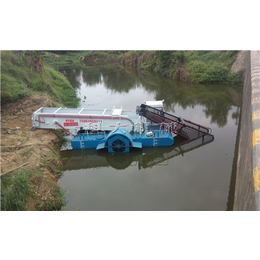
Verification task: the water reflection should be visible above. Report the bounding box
[61,68,242,128]
[61,135,213,171]
[58,68,241,211]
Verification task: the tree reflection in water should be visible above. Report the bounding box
[60,68,242,128]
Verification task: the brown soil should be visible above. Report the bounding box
[231,50,247,74]
[1,94,63,210]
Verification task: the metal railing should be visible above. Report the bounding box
[138,104,214,142]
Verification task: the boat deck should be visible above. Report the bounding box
[34,107,138,119]
[32,106,140,132]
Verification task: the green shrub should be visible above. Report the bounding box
[185,51,241,84]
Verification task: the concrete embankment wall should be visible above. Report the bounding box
[233,51,260,211]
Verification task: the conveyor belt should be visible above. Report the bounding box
[137,104,214,142]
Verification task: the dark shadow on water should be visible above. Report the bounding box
[226,107,241,211]
[60,135,214,171]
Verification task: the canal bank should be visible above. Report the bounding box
[0,95,66,210]
[233,51,260,210]
[0,51,79,211]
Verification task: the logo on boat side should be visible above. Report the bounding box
[64,119,79,127]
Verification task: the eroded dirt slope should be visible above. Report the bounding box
[1,95,63,209]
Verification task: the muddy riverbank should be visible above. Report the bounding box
[1,94,65,210]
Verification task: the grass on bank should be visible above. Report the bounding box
[184,51,243,84]
[1,169,67,211]
[42,51,89,69]
[1,51,80,106]
[1,51,76,211]
[132,50,243,84]
[43,50,128,70]
[0,127,69,211]
[1,170,32,211]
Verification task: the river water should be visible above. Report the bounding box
[57,67,242,211]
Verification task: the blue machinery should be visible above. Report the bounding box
[71,127,175,152]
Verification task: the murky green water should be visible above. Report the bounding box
[58,67,242,210]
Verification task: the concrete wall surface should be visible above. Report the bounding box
[234,51,260,210]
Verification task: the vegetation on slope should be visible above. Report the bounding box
[46,50,243,84]
[122,50,243,84]
[1,51,79,211]
[1,51,79,106]
[43,50,244,85]
[1,168,66,211]
[183,51,243,84]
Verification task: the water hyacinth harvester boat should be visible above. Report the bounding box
[32,100,214,153]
